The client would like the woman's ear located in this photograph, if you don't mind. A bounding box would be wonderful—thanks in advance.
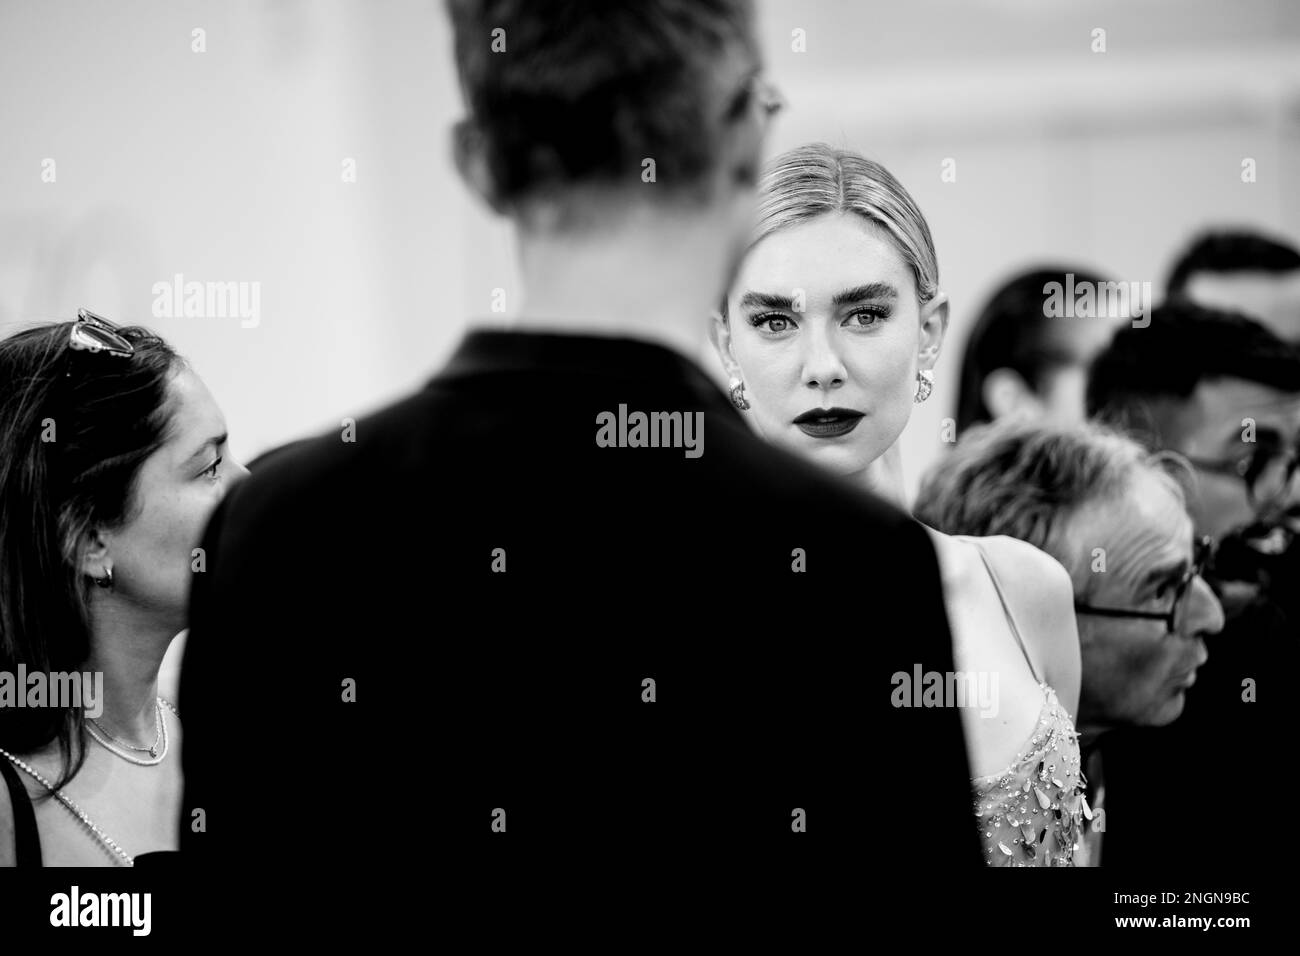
[78,527,112,582]
[918,292,950,371]
[708,309,743,380]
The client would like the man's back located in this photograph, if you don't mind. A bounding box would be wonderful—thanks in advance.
[179,331,978,883]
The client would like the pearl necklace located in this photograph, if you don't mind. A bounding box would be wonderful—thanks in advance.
[86,698,169,765]
[0,697,180,867]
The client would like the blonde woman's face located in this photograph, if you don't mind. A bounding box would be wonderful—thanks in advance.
[721,212,927,477]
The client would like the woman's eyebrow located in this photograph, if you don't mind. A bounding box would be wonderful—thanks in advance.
[739,290,796,310]
[181,432,228,466]
[738,283,900,312]
[833,282,898,306]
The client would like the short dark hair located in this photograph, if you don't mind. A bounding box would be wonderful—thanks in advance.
[955,266,1110,433]
[0,321,181,790]
[1166,230,1300,297]
[447,0,755,209]
[1086,300,1300,444]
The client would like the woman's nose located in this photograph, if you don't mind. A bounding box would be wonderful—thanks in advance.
[802,324,847,389]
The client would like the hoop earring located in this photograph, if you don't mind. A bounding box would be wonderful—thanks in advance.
[914,369,935,404]
[94,565,114,590]
[728,377,751,411]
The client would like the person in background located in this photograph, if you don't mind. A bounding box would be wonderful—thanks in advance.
[915,419,1227,866]
[0,311,247,867]
[1083,299,1300,869]
[1166,229,1300,344]
[952,267,1129,437]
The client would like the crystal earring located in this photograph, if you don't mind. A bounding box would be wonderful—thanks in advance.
[94,565,114,590]
[728,377,751,411]
[914,369,934,404]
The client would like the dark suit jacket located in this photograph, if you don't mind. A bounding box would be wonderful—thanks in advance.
[1098,586,1295,872]
[179,330,979,890]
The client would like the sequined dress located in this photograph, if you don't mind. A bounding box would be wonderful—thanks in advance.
[961,538,1092,867]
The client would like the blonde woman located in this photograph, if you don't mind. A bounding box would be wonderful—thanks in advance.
[711,144,1088,865]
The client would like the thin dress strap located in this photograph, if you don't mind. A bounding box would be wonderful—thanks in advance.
[0,754,43,867]
[961,536,1042,683]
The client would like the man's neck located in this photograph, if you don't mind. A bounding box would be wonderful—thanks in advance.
[510,214,735,362]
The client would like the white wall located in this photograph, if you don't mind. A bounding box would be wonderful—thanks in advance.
[0,0,472,462]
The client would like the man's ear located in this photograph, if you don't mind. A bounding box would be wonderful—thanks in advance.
[708,309,743,379]
[452,118,505,214]
[982,367,1045,421]
[77,527,112,582]
[918,292,950,371]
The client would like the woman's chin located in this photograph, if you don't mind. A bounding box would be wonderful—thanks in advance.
[791,438,869,476]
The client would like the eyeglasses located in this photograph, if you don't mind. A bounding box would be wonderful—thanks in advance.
[68,309,136,362]
[1184,446,1300,508]
[1074,535,1215,635]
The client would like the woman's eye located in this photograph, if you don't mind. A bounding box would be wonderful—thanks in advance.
[845,308,887,328]
[750,313,794,334]
[202,457,223,480]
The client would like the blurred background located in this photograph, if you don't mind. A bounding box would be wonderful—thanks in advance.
[2,0,1298,499]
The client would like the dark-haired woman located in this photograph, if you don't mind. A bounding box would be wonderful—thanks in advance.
[0,311,247,866]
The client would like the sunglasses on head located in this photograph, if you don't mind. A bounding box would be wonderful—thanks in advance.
[68,309,136,362]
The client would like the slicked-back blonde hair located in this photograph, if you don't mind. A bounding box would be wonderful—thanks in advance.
[725,143,939,319]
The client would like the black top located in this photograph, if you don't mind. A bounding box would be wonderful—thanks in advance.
[0,757,41,867]
[1097,589,1295,871]
[180,330,979,884]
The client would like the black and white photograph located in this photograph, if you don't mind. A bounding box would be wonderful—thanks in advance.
[0,0,1295,940]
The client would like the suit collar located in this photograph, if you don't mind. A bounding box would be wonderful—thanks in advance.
[436,328,740,416]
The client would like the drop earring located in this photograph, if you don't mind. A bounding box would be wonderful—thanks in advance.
[728,377,751,411]
[914,369,935,404]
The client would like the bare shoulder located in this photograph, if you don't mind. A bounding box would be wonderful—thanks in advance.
[979,535,1070,587]
[979,534,1075,631]
[979,536,1082,708]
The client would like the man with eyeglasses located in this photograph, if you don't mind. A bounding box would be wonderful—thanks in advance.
[1082,299,1300,871]
[915,420,1227,867]
[1089,301,1300,621]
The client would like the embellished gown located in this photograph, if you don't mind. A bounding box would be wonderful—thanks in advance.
[961,538,1092,866]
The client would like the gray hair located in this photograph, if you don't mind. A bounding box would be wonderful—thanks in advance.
[914,419,1189,597]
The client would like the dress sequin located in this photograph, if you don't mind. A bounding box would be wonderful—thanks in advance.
[971,682,1087,867]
